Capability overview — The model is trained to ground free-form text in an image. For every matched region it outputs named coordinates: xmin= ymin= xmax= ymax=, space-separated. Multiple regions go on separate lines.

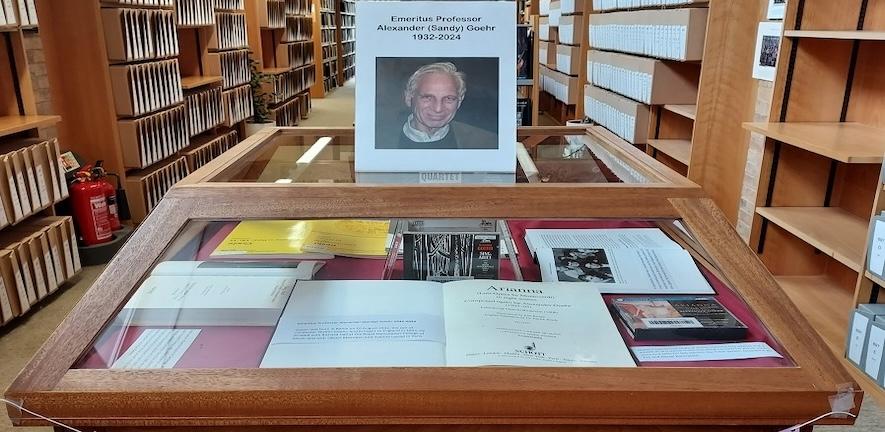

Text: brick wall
xmin=21 ymin=29 xmax=57 ymax=138
xmin=736 ymin=81 xmax=774 ymax=242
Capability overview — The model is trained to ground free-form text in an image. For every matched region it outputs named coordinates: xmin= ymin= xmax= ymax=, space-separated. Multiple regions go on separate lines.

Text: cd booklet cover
xmin=403 ymin=233 xmax=500 ymax=281
xmin=612 ymin=297 xmax=748 ymax=341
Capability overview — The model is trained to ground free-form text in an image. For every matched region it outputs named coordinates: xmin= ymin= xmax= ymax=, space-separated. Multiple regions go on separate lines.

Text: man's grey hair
xmin=404 ymin=62 xmax=467 ymax=103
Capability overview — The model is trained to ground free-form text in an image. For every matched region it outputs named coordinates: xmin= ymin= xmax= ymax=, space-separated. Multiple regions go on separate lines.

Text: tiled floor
xmin=2 ymin=81 xmax=884 ymax=430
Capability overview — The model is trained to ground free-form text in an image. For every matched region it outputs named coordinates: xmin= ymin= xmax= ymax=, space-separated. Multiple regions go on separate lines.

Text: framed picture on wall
xmin=752 ymin=21 xmax=783 ymax=82
xmin=767 ymin=0 xmax=787 ymax=20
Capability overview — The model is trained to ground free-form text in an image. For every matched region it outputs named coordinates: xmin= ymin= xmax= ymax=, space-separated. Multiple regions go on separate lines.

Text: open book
xmin=260 ymin=280 xmax=636 ymax=368
xmin=526 ymin=228 xmax=714 ymax=294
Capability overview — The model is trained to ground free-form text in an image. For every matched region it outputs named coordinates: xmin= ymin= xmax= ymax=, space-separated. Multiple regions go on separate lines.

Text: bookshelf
xmin=0 ymin=12 xmax=82 ymax=328
xmin=245 ymin=0 xmax=316 ymax=127
xmin=35 ymin=0 xmax=264 ymax=223
xmin=338 ymin=0 xmax=354 ymax=83
xmin=745 ymin=0 xmax=885 ymax=402
xmin=537 ymin=0 xmax=589 ymax=124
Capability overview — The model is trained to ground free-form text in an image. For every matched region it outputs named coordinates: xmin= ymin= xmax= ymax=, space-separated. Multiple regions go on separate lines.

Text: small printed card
xmin=111 ymin=329 xmax=201 ymax=369
xmin=631 ymin=342 xmax=783 ymax=363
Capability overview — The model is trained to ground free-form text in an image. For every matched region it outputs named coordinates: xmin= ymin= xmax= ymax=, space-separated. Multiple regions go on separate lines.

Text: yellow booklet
xmin=212 ymin=220 xmax=390 ymax=258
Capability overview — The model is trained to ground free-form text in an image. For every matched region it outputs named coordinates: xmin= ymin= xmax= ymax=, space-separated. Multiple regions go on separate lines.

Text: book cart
xmin=5 ymin=126 xmax=863 ymax=430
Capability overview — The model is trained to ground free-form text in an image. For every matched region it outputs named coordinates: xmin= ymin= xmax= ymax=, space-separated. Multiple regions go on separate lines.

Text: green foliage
xmin=250 ymin=59 xmax=277 ymax=123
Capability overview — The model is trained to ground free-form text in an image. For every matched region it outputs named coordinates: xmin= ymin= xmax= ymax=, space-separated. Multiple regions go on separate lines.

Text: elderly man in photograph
xmin=398 ymin=62 xmax=497 ymax=149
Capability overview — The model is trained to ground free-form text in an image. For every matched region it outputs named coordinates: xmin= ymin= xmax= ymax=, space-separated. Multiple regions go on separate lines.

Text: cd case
xmin=612 ymin=297 xmax=748 ymax=340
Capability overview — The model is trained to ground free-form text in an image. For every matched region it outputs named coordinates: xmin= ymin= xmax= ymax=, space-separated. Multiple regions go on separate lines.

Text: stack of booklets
xmin=210 ymin=219 xmax=391 ymax=260
xmin=260 ymin=280 xmax=637 ymax=368
xmin=525 ymin=228 xmax=714 ymax=294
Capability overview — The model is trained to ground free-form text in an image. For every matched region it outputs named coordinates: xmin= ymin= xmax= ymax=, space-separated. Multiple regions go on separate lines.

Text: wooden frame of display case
xmin=3 ymin=126 xmax=862 ymax=429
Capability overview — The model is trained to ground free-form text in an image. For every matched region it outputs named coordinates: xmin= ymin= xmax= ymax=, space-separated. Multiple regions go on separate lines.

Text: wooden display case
xmin=3 ymin=127 xmax=863 ymax=430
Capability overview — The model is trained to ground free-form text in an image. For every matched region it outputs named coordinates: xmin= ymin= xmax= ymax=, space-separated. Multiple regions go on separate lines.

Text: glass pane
xmin=75 ymin=218 xmax=793 ymax=370
xmin=208 ymin=128 xmax=655 ymax=184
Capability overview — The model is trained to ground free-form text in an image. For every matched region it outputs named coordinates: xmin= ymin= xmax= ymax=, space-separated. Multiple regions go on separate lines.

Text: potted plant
xmin=245 ymin=59 xmax=277 ymax=137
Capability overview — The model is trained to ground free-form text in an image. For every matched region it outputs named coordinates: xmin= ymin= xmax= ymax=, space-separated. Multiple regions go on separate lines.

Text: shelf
xmin=663 ymin=104 xmax=697 ymax=121
xmin=756 ymin=206 xmax=867 ymax=272
xmin=784 ymin=30 xmax=885 ymax=41
xmin=262 ymin=67 xmax=293 ymax=75
xmin=180 ymin=75 xmax=223 ymax=90
xmin=865 ymin=270 xmax=885 ymax=289
xmin=775 ymin=275 xmax=853 ymax=360
xmin=647 ymin=139 xmax=691 ymax=165
xmin=742 ymin=122 xmax=885 ymax=164
xmin=0 ymin=115 xmax=62 ymax=138
xmin=517 ymin=78 xmax=534 ymax=86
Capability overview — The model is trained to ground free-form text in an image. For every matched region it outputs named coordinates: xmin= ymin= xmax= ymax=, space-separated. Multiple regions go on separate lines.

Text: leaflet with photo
xmin=260 ymin=280 xmax=636 ymax=368
xmin=526 ymin=228 xmax=714 ymax=294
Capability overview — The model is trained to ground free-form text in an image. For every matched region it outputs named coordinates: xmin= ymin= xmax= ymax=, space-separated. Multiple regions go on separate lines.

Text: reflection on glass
xmin=76 ymin=218 xmax=793 ymax=370
xmin=208 ymin=129 xmax=651 ymax=184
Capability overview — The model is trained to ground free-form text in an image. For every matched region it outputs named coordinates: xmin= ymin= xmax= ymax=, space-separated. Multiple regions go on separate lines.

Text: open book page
xmin=537 ymin=247 xmax=715 ymax=294
xmin=525 ymin=228 xmax=679 ymax=254
xmin=260 ymin=280 xmax=446 ymax=368
xmin=442 ymin=281 xmax=635 ymax=367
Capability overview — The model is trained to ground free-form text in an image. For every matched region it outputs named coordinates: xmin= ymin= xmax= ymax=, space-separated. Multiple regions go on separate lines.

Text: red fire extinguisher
xmin=91 ymin=162 xmax=122 ymax=231
xmin=70 ymin=168 xmax=113 ymax=246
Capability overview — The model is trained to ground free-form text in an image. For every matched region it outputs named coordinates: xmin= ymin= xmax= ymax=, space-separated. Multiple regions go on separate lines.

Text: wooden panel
xmin=688 ymin=0 xmax=765 ymax=224
xmin=655 ymin=109 xmax=694 ymax=140
xmin=798 ymin=0 xmax=863 ymax=31
xmin=830 ymin=163 xmax=881 ymax=219
xmin=0 ymin=116 xmax=61 ymax=139
xmin=759 ymin=222 xmax=832 ymax=275
xmin=768 ymin=145 xmax=831 ymax=207
xmin=784 ymin=39 xmax=853 ymax=122
xmin=756 ymin=206 xmax=867 ymax=272
xmin=181 ymin=75 xmax=224 ymax=90
xmin=784 ymin=30 xmax=885 ymax=40
xmin=775 ymin=275 xmax=853 ymax=355
xmin=0 ymin=31 xmax=20 ymax=116
xmin=864 ymin=0 xmax=885 ymax=30
xmin=34 ymin=0 xmax=125 ymax=177
xmin=647 ymin=139 xmax=691 ymax=166
xmin=742 ymin=122 xmax=885 ymax=163
xmin=663 ymin=104 xmax=696 ymax=120
xmin=845 ymin=41 xmax=885 ymax=127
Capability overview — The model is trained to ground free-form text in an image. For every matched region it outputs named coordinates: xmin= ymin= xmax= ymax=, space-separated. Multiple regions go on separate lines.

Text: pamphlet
xmin=111 ymin=329 xmax=201 ymax=369
xmin=260 ymin=280 xmax=636 ymax=368
xmin=631 ymin=342 xmax=782 ymax=362
xmin=211 ymin=220 xmax=391 ymax=259
xmin=526 ymin=228 xmax=715 ymax=294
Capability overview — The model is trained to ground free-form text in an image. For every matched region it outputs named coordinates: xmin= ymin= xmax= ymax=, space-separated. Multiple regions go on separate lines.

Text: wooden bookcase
xmin=245 ymin=0 xmax=317 ymax=126
xmin=538 ymin=0 xmax=589 ymax=124
xmin=519 ymin=4 xmax=541 ymax=127
xmin=745 ymin=0 xmax=885 ymax=404
xmin=34 ymin=0 xmax=265 ymax=223
xmin=337 ymin=0 xmax=354 ymax=83
xmin=309 ymin=0 xmax=352 ymax=97
xmin=0 ymin=22 xmax=81 ymax=328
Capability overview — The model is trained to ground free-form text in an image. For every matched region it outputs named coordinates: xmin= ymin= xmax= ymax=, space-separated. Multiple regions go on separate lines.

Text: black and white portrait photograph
xmin=375 ymin=57 xmax=499 ymax=150
xmin=752 ymin=21 xmax=782 ymax=82
xmin=553 ymin=248 xmax=616 ymax=283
